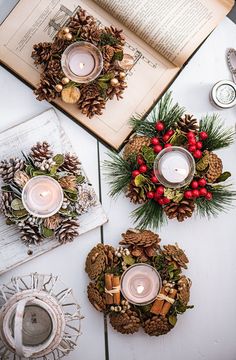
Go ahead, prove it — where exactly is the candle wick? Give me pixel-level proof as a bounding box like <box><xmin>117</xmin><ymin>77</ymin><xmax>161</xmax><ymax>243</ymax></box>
<box><xmin>79</xmin><ymin>62</ymin><xmax>85</xmax><ymax>69</ymax></box>
<box><xmin>137</xmin><ymin>285</ymin><xmax>144</xmax><ymax>294</ymax></box>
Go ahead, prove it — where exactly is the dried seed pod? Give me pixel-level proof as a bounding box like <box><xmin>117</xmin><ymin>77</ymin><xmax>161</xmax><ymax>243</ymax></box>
<box><xmin>61</xmin><ymin>86</ymin><xmax>81</xmax><ymax>104</ymax></box>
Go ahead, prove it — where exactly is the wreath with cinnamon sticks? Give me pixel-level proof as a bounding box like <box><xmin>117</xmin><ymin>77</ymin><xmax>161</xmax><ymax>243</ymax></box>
<box><xmin>85</xmin><ymin>229</ymin><xmax>193</xmax><ymax>336</ymax></box>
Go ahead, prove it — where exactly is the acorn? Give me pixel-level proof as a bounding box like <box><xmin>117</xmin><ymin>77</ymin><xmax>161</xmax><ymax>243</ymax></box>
<box><xmin>55</xmin><ymin>84</ymin><xmax>63</xmax><ymax>92</ymax></box>
<box><xmin>61</xmin><ymin>77</ymin><xmax>70</xmax><ymax>85</ymax></box>
<box><xmin>110</xmin><ymin>78</ymin><xmax>119</xmax><ymax>87</ymax></box>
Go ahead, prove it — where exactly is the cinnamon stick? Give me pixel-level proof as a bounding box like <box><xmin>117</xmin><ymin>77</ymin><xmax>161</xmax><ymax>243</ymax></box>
<box><xmin>160</xmin><ymin>289</ymin><xmax>177</xmax><ymax>317</ymax></box>
<box><xmin>112</xmin><ymin>276</ymin><xmax>120</xmax><ymax>305</ymax></box>
<box><xmin>105</xmin><ymin>273</ymin><xmax>113</xmax><ymax>304</ymax></box>
<box><xmin>150</xmin><ymin>286</ymin><xmax>167</xmax><ymax>315</ymax></box>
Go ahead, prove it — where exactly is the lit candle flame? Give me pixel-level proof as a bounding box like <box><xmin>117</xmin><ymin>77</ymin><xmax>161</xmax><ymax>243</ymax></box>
<box><xmin>79</xmin><ymin>62</ymin><xmax>85</xmax><ymax>69</ymax></box>
<box><xmin>174</xmin><ymin>168</ymin><xmax>187</xmax><ymax>176</ymax></box>
<box><xmin>137</xmin><ymin>285</ymin><xmax>144</xmax><ymax>294</ymax></box>
<box><xmin>39</xmin><ymin>191</ymin><xmax>50</xmax><ymax>198</ymax></box>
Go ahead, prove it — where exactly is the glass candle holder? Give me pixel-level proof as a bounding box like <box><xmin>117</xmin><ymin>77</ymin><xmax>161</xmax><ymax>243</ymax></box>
<box><xmin>22</xmin><ymin>176</ymin><xmax>64</xmax><ymax>218</ymax></box>
<box><xmin>153</xmin><ymin>146</ymin><xmax>195</xmax><ymax>189</ymax></box>
<box><xmin>61</xmin><ymin>41</ymin><xmax>103</xmax><ymax>83</ymax></box>
<box><xmin>120</xmin><ymin>263</ymin><xmax>162</xmax><ymax>306</ymax></box>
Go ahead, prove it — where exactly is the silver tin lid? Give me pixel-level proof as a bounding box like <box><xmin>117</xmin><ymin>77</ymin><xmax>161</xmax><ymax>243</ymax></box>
<box><xmin>210</xmin><ymin>80</ymin><xmax>236</xmax><ymax>109</ymax></box>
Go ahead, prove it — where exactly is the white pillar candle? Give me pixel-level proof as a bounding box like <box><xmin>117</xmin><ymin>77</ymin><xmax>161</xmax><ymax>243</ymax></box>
<box><xmin>22</xmin><ymin>176</ymin><xmax>64</xmax><ymax>218</ymax></box>
<box><xmin>121</xmin><ymin>264</ymin><xmax>161</xmax><ymax>305</ymax></box>
<box><xmin>154</xmin><ymin>146</ymin><xmax>195</xmax><ymax>188</ymax></box>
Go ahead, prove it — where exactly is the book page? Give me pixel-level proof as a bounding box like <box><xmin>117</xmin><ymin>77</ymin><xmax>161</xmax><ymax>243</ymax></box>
<box><xmin>0</xmin><ymin>0</ymin><xmax>179</xmax><ymax>150</ymax></box>
<box><xmin>94</xmin><ymin>0</ymin><xmax>234</xmax><ymax>66</ymax></box>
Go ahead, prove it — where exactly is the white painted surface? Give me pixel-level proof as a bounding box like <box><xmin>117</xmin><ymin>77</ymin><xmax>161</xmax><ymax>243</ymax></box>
<box><xmin>0</xmin><ymin>0</ymin><xmax>236</xmax><ymax>359</ymax></box>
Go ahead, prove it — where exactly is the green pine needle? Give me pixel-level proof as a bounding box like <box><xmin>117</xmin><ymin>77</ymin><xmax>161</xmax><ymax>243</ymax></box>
<box><xmin>103</xmin><ymin>152</ymin><xmax>133</xmax><ymax>197</ymax></box>
<box><xmin>132</xmin><ymin>200</ymin><xmax>167</xmax><ymax>229</ymax></box>
<box><xmin>130</xmin><ymin>92</ymin><xmax>185</xmax><ymax>137</ymax></box>
<box><xmin>199</xmin><ymin>114</ymin><xmax>235</xmax><ymax>151</ymax></box>
<box><xmin>195</xmin><ymin>185</ymin><xmax>236</xmax><ymax>218</ymax></box>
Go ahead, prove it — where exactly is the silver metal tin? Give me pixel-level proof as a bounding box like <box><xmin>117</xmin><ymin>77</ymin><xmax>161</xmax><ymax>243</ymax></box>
<box><xmin>210</xmin><ymin>80</ymin><xmax>236</xmax><ymax>109</ymax></box>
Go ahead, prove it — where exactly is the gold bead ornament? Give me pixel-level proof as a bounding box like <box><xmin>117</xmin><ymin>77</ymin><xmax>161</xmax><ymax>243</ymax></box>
<box><xmin>65</xmin><ymin>33</ymin><xmax>73</xmax><ymax>41</ymax></box>
<box><xmin>110</xmin><ymin>78</ymin><xmax>119</xmax><ymax>87</ymax></box>
<box><xmin>119</xmin><ymin>71</ymin><xmax>126</xmax><ymax>80</ymax></box>
<box><xmin>55</xmin><ymin>84</ymin><xmax>63</xmax><ymax>92</ymax></box>
<box><xmin>62</xmin><ymin>27</ymin><xmax>70</xmax><ymax>34</ymax></box>
<box><xmin>61</xmin><ymin>77</ymin><xmax>70</xmax><ymax>85</ymax></box>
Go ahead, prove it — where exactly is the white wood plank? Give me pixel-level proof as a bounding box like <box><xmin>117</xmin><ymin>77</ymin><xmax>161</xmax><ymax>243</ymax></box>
<box><xmin>100</xmin><ymin>18</ymin><xmax>236</xmax><ymax>360</ymax></box>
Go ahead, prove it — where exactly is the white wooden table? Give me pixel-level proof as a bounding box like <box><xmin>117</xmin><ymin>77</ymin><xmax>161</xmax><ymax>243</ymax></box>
<box><xmin>1</xmin><ymin>2</ymin><xmax>236</xmax><ymax>360</ymax></box>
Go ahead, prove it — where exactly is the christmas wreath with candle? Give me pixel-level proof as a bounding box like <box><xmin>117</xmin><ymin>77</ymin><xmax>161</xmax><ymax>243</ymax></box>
<box><xmin>32</xmin><ymin>8</ymin><xmax>132</xmax><ymax>118</ymax></box>
<box><xmin>104</xmin><ymin>92</ymin><xmax>236</xmax><ymax>229</ymax></box>
<box><xmin>85</xmin><ymin>229</ymin><xmax>193</xmax><ymax>336</ymax></box>
<box><xmin>0</xmin><ymin>142</ymin><xmax>97</xmax><ymax>246</ymax></box>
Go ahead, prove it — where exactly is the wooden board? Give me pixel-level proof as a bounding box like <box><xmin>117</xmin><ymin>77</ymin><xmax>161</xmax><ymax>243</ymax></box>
<box><xmin>0</xmin><ymin>109</ymin><xmax>108</xmax><ymax>274</ymax></box>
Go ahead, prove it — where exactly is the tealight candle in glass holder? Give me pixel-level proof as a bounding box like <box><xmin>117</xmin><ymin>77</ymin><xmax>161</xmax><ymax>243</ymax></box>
<box><xmin>154</xmin><ymin>146</ymin><xmax>195</xmax><ymax>189</ymax></box>
<box><xmin>120</xmin><ymin>264</ymin><xmax>162</xmax><ymax>306</ymax></box>
<box><xmin>61</xmin><ymin>41</ymin><xmax>103</xmax><ymax>83</ymax></box>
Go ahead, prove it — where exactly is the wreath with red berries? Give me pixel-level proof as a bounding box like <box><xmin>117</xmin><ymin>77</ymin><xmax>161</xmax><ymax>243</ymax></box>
<box><xmin>104</xmin><ymin>92</ymin><xmax>236</xmax><ymax>228</ymax></box>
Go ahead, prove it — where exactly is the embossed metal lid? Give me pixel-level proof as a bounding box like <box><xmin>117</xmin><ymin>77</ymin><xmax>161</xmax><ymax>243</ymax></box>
<box><xmin>210</xmin><ymin>80</ymin><xmax>236</xmax><ymax>109</ymax></box>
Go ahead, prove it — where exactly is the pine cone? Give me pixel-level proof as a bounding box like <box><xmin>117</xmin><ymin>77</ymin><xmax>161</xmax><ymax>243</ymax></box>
<box><xmin>0</xmin><ymin>158</ymin><xmax>25</xmax><ymax>183</ymax></box>
<box><xmin>104</xmin><ymin>26</ymin><xmax>125</xmax><ymax>47</ymax></box>
<box><xmin>120</xmin><ymin>229</ymin><xmax>160</xmax><ymax>248</ymax></box>
<box><xmin>87</xmin><ymin>282</ymin><xmax>106</xmax><ymax>312</ymax></box>
<box><xmin>109</xmin><ymin>309</ymin><xmax>140</xmax><ymax>334</ymax></box>
<box><xmin>0</xmin><ymin>191</ymin><xmax>14</xmax><ymax>217</ymax></box>
<box><xmin>75</xmin><ymin>185</ymin><xmax>97</xmax><ymax>215</ymax></box>
<box><xmin>123</xmin><ymin>136</ymin><xmax>150</xmax><ymax>160</ymax></box>
<box><xmin>18</xmin><ymin>221</ymin><xmax>43</xmax><ymax>246</ymax></box>
<box><xmin>55</xmin><ymin>219</ymin><xmax>79</xmax><ymax>244</ymax></box>
<box><xmin>14</xmin><ymin>170</ymin><xmax>30</xmax><ymax>188</ymax></box>
<box><xmin>102</xmin><ymin>45</ymin><xmax>115</xmax><ymax>71</ymax></box>
<box><xmin>78</xmin><ymin>83</ymin><xmax>106</xmax><ymax>118</ymax></box>
<box><xmin>164</xmin><ymin>199</ymin><xmax>195</xmax><ymax>222</ymax></box>
<box><xmin>125</xmin><ymin>182</ymin><xmax>147</xmax><ymax>204</ymax></box>
<box><xmin>177</xmin><ymin>276</ymin><xmax>192</xmax><ymax>306</ymax></box>
<box><xmin>60</xmin><ymin>153</ymin><xmax>81</xmax><ymax>174</ymax></box>
<box><xmin>30</xmin><ymin>142</ymin><xmax>53</xmax><ymax>162</ymax></box>
<box><xmin>103</xmin><ymin>244</ymin><xmax>118</xmax><ymax>268</ymax></box>
<box><xmin>106</xmin><ymin>79</ymin><xmax>127</xmax><ymax>100</ymax></box>
<box><xmin>43</xmin><ymin>214</ymin><xmax>61</xmax><ymax>230</ymax></box>
<box><xmin>80</xmin><ymin>24</ymin><xmax>102</xmax><ymax>43</ymax></box>
<box><xmin>206</xmin><ymin>152</ymin><xmax>223</xmax><ymax>183</ymax></box>
<box><xmin>163</xmin><ymin>244</ymin><xmax>189</xmax><ymax>269</ymax></box>
<box><xmin>143</xmin><ymin>315</ymin><xmax>173</xmax><ymax>336</ymax></box>
<box><xmin>32</xmin><ymin>42</ymin><xmax>53</xmax><ymax>65</ymax></box>
<box><xmin>176</xmin><ymin>114</ymin><xmax>199</xmax><ymax>134</ymax></box>
<box><xmin>85</xmin><ymin>244</ymin><xmax>106</xmax><ymax>280</ymax></box>
<box><xmin>59</xmin><ymin>175</ymin><xmax>77</xmax><ymax>191</ymax></box>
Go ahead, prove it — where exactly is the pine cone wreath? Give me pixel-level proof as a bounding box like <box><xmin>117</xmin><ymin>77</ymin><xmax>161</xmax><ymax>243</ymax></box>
<box><xmin>163</xmin><ymin>244</ymin><xmax>189</xmax><ymax>269</ymax></box>
<box><xmin>123</xmin><ymin>136</ymin><xmax>150</xmax><ymax>160</ymax></box>
<box><xmin>206</xmin><ymin>152</ymin><xmax>223</xmax><ymax>183</ymax></box>
<box><xmin>177</xmin><ymin>276</ymin><xmax>192</xmax><ymax>306</ymax></box>
<box><xmin>87</xmin><ymin>282</ymin><xmax>106</xmax><ymax>312</ymax></box>
<box><xmin>60</xmin><ymin>153</ymin><xmax>81</xmax><ymax>174</ymax></box>
<box><xmin>59</xmin><ymin>175</ymin><xmax>77</xmax><ymax>191</ymax></box>
<box><xmin>43</xmin><ymin>214</ymin><xmax>61</xmax><ymax>230</ymax></box>
<box><xmin>75</xmin><ymin>185</ymin><xmax>97</xmax><ymax>215</ymax></box>
<box><xmin>109</xmin><ymin>309</ymin><xmax>140</xmax><ymax>334</ymax></box>
<box><xmin>0</xmin><ymin>158</ymin><xmax>25</xmax><ymax>183</ymax></box>
<box><xmin>125</xmin><ymin>182</ymin><xmax>147</xmax><ymax>204</ymax></box>
<box><xmin>85</xmin><ymin>244</ymin><xmax>106</xmax><ymax>280</ymax></box>
<box><xmin>120</xmin><ymin>229</ymin><xmax>160</xmax><ymax>248</ymax></box>
<box><xmin>18</xmin><ymin>221</ymin><xmax>43</xmax><ymax>246</ymax></box>
<box><xmin>143</xmin><ymin>315</ymin><xmax>172</xmax><ymax>336</ymax></box>
<box><xmin>164</xmin><ymin>199</ymin><xmax>195</xmax><ymax>222</ymax></box>
<box><xmin>14</xmin><ymin>170</ymin><xmax>30</xmax><ymax>188</ymax></box>
<box><xmin>0</xmin><ymin>191</ymin><xmax>14</xmax><ymax>217</ymax></box>
<box><xmin>30</xmin><ymin>142</ymin><xmax>53</xmax><ymax>162</ymax></box>
<box><xmin>78</xmin><ymin>83</ymin><xmax>106</xmax><ymax>118</ymax></box>
<box><xmin>176</xmin><ymin>114</ymin><xmax>199</xmax><ymax>134</ymax></box>
<box><xmin>55</xmin><ymin>219</ymin><xmax>79</xmax><ymax>244</ymax></box>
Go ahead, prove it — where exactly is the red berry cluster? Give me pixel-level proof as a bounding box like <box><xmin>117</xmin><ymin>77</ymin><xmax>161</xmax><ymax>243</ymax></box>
<box><xmin>146</xmin><ymin>186</ymin><xmax>170</xmax><ymax>205</ymax></box>
<box><xmin>187</xmin><ymin>131</ymin><xmax>208</xmax><ymax>159</ymax></box>
<box><xmin>132</xmin><ymin>155</ymin><xmax>148</xmax><ymax>177</ymax></box>
<box><xmin>184</xmin><ymin>178</ymin><xmax>212</xmax><ymax>200</ymax></box>
<box><xmin>150</xmin><ymin>121</ymin><xmax>174</xmax><ymax>153</ymax></box>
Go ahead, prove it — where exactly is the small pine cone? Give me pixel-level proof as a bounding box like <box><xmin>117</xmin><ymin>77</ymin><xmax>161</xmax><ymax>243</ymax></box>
<box><xmin>125</xmin><ymin>182</ymin><xmax>147</xmax><ymax>204</ymax></box>
<box><xmin>107</xmin><ymin>79</ymin><xmax>127</xmax><ymax>100</ymax></box>
<box><xmin>32</xmin><ymin>42</ymin><xmax>53</xmax><ymax>65</ymax></box>
<box><xmin>30</xmin><ymin>142</ymin><xmax>53</xmax><ymax>162</ymax></box>
<box><xmin>176</xmin><ymin>114</ymin><xmax>199</xmax><ymax>134</ymax></box>
<box><xmin>59</xmin><ymin>175</ymin><xmax>77</xmax><ymax>191</ymax></box>
<box><xmin>163</xmin><ymin>244</ymin><xmax>189</xmax><ymax>269</ymax></box>
<box><xmin>164</xmin><ymin>199</ymin><xmax>195</xmax><ymax>222</ymax></box>
<box><xmin>34</xmin><ymin>158</ymin><xmax>56</xmax><ymax>171</ymax></box>
<box><xmin>85</xmin><ymin>244</ymin><xmax>106</xmax><ymax>280</ymax></box>
<box><xmin>27</xmin><ymin>216</ymin><xmax>43</xmax><ymax>227</ymax></box>
<box><xmin>87</xmin><ymin>282</ymin><xmax>106</xmax><ymax>312</ymax></box>
<box><xmin>0</xmin><ymin>158</ymin><xmax>25</xmax><ymax>183</ymax></box>
<box><xmin>80</xmin><ymin>24</ymin><xmax>102</xmax><ymax>43</ymax></box>
<box><xmin>78</xmin><ymin>84</ymin><xmax>106</xmax><ymax>118</ymax></box>
<box><xmin>55</xmin><ymin>219</ymin><xmax>79</xmax><ymax>244</ymax></box>
<box><xmin>0</xmin><ymin>191</ymin><xmax>14</xmax><ymax>217</ymax></box>
<box><xmin>75</xmin><ymin>185</ymin><xmax>97</xmax><ymax>215</ymax></box>
<box><xmin>109</xmin><ymin>309</ymin><xmax>140</xmax><ymax>334</ymax></box>
<box><xmin>104</xmin><ymin>26</ymin><xmax>125</xmax><ymax>46</ymax></box>
<box><xmin>143</xmin><ymin>315</ymin><xmax>173</xmax><ymax>336</ymax></box>
<box><xmin>123</xmin><ymin>136</ymin><xmax>150</xmax><ymax>160</ymax></box>
<box><xmin>206</xmin><ymin>152</ymin><xmax>223</xmax><ymax>183</ymax></box>
<box><xmin>44</xmin><ymin>214</ymin><xmax>61</xmax><ymax>230</ymax></box>
<box><xmin>18</xmin><ymin>221</ymin><xmax>43</xmax><ymax>246</ymax></box>
<box><xmin>102</xmin><ymin>45</ymin><xmax>115</xmax><ymax>71</ymax></box>
<box><xmin>60</xmin><ymin>153</ymin><xmax>81</xmax><ymax>174</ymax></box>
<box><xmin>120</xmin><ymin>229</ymin><xmax>161</xmax><ymax>248</ymax></box>
<box><xmin>103</xmin><ymin>244</ymin><xmax>118</xmax><ymax>267</ymax></box>
<box><xmin>14</xmin><ymin>170</ymin><xmax>30</xmax><ymax>188</ymax></box>
<box><xmin>177</xmin><ymin>275</ymin><xmax>192</xmax><ymax>306</ymax></box>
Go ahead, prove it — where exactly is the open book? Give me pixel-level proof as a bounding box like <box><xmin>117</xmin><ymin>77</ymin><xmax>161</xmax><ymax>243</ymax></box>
<box><xmin>0</xmin><ymin>0</ymin><xmax>233</xmax><ymax>150</ymax></box>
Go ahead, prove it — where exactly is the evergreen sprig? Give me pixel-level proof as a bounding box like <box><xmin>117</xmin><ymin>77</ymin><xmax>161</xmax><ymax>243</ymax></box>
<box><xmin>195</xmin><ymin>185</ymin><xmax>236</xmax><ymax>218</ymax></box>
<box><xmin>199</xmin><ymin>114</ymin><xmax>235</xmax><ymax>151</ymax></box>
<box><xmin>130</xmin><ymin>92</ymin><xmax>185</xmax><ymax>137</ymax></box>
<box><xmin>103</xmin><ymin>152</ymin><xmax>133</xmax><ymax>197</ymax></box>
<box><xmin>132</xmin><ymin>200</ymin><xmax>167</xmax><ymax>229</ymax></box>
